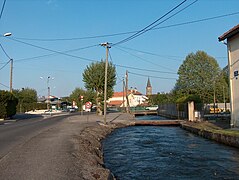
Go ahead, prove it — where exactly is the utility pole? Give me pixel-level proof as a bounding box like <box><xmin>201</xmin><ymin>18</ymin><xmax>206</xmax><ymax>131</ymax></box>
<box><xmin>122</xmin><ymin>78</ymin><xmax>125</xmax><ymax>111</ymax></box>
<box><xmin>10</xmin><ymin>59</ymin><xmax>13</xmax><ymax>93</ymax></box>
<box><xmin>125</xmin><ymin>70</ymin><xmax>130</xmax><ymax>113</ymax></box>
<box><xmin>47</xmin><ymin>76</ymin><xmax>50</xmax><ymax>111</ymax></box>
<box><xmin>101</xmin><ymin>42</ymin><xmax>111</xmax><ymax>124</ymax></box>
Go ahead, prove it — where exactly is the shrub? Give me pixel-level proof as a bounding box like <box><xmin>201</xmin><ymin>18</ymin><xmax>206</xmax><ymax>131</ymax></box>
<box><xmin>0</xmin><ymin>90</ymin><xmax>18</xmax><ymax>119</ymax></box>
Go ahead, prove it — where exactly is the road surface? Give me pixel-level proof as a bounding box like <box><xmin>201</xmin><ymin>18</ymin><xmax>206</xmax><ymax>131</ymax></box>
<box><xmin>0</xmin><ymin>112</ymin><xmax>98</xmax><ymax>179</ymax></box>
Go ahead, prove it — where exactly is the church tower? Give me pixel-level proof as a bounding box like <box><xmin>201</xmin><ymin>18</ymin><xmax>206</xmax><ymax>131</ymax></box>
<box><xmin>146</xmin><ymin>78</ymin><xmax>152</xmax><ymax>96</ymax></box>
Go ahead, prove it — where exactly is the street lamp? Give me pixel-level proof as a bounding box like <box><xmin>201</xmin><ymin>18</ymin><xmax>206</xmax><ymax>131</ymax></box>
<box><xmin>40</xmin><ymin>76</ymin><xmax>54</xmax><ymax>110</ymax></box>
<box><xmin>3</xmin><ymin>32</ymin><xmax>13</xmax><ymax>92</ymax></box>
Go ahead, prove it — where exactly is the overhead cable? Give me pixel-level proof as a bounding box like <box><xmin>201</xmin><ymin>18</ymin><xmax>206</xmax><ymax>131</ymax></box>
<box><xmin>0</xmin><ymin>82</ymin><xmax>9</xmax><ymax>88</ymax></box>
<box><xmin>114</xmin><ymin>46</ymin><xmax>176</xmax><ymax>71</ymax></box>
<box><xmin>128</xmin><ymin>71</ymin><xmax>177</xmax><ymax>80</ymax></box>
<box><xmin>14</xmin><ymin>44</ymin><xmax>99</xmax><ymax>62</ymax></box>
<box><xmin>112</xmin><ymin>0</ymin><xmax>190</xmax><ymax>46</ymax></box>
<box><xmin>0</xmin><ymin>0</ymin><xmax>7</xmax><ymax>20</ymax></box>
<box><xmin>0</xmin><ymin>59</ymin><xmax>10</xmax><ymax>71</ymax></box>
<box><xmin>7</xmin><ymin>37</ymin><xmax>97</xmax><ymax>63</ymax></box>
<box><xmin>6</xmin><ymin>11</ymin><xmax>239</xmax><ymax>42</ymax></box>
<box><xmin>0</xmin><ymin>43</ymin><xmax>11</xmax><ymax>59</ymax></box>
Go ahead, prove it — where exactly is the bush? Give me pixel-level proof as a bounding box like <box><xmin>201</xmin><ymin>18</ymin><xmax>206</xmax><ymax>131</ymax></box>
<box><xmin>0</xmin><ymin>90</ymin><xmax>18</xmax><ymax>119</ymax></box>
<box><xmin>17</xmin><ymin>102</ymin><xmax>47</xmax><ymax>113</ymax></box>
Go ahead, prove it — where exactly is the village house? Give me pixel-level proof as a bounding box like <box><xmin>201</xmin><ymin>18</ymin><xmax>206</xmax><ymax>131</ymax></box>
<box><xmin>219</xmin><ymin>24</ymin><xmax>239</xmax><ymax>127</ymax></box>
<box><xmin>108</xmin><ymin>89</ymin><xmax>148</xmax><ymax>108</ymax></box>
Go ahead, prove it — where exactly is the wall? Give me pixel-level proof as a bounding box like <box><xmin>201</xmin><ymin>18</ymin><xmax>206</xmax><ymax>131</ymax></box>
<box><xmin>228</xmin><ymin>33</ymin><xmax>239</xmax><ymax>127</ymax></box>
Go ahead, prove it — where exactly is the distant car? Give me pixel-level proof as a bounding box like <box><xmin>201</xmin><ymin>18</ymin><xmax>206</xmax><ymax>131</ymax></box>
<box><xmin>69</xmin><ymin>108</ymin><xmax>76</xmax><ymax>112</ymax></box>
<box><xmin>145</xmin><ymin>106</ymin><xmax>158</xmax><ymax>111</ymax></box>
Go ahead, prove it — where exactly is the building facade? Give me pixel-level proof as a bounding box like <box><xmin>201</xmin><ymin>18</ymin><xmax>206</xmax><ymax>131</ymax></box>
<box><xmin>219</xmin><ymin>24</ymin><xmax>239</xmax><ymax>127</ymax></box>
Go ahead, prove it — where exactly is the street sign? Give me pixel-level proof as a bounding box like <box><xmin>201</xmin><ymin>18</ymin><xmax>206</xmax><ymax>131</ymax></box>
<box><xmin>85</xmin><ymin>102</ymin><xmax>91</xmax><ymax>109</ymax></box>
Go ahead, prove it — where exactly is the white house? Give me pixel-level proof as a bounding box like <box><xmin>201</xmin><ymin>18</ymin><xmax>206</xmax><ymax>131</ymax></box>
<box><xmin>108</xmin><ymin>89</ymin><xmax>148</xmax><ymax>107</ymax></box>
<box><xmin>219</xmin><ymin>24</ymin><xmax>239</xmax><ymax>127</ymax></box>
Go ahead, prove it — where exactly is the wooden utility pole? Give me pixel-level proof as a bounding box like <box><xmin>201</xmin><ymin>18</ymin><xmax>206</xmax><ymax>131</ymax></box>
<box><xmin>101</xmin><ymin>42</ymin><xmax>111</xmax><ymax>124</ymax></box>
<box><xmin>10</xmin><ymin>59</ymin><xmax>13</xmax><ymax>93</ymax></box>
<box><xmin>125</xmin><ymin>70</ymin><xmax>130</xmax><ymax>113</ymax></box>
<box><xmin>122</xmin><ymin>79</ymin><xmax>125</xmax><ymax>111</ymax></box>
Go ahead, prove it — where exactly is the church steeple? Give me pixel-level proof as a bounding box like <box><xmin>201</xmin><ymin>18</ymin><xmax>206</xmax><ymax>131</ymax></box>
<box><xmin>146</xmin><ymin>78</ymin><xmax>152</xmax><ymax>96</ymax></box>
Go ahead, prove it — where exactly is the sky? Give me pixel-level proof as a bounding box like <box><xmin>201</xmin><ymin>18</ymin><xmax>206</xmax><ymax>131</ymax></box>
<box><xmin>0</xmin><ymin>0</ymin><xmax>238</xmax><ymax>97</ymax></box>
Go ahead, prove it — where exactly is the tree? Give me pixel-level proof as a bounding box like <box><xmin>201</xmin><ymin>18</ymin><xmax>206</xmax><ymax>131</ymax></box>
<box><xmin>82</xmin><ymin>60</ymin><xmax>116</xmax><ymax>115</ymax></box>
<box><xmin>148</xmin><ymin>92</ymin><xmax>176</xmax><ymax>105</ymax></box>
<box><xmin>12</xmin><ymin>88</ymin><xmax>38</xmax><ymax>113</ymax></box>
<box><xmin>68</xmin><ymin>88</ymin><xmax>96</xmax><ymax>110</ymax></box>
<box><xmin>0</xmin><ymin>90</ymin><xmax>18</xmax><ymax>118</ymax></box>
<box><xmin>13</xmin><ymin>88</ymin><xmax>37</xmax><ymax>103</ymax></box>
<box><xmin>175</xmin><ymin>51</ymin><xmax>229</xmax><ymax>103</ymax></box>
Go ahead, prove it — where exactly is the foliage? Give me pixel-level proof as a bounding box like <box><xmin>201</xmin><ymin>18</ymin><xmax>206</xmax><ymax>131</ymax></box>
<box><xmin>16</xmin><ymin>102</ymin><xmax>47</xmax><ymax>113</ymax></box>
<box><xmin>0</xmin><ymin>90</ymin><xmax>18</xmax><ymax>118</ymax></box>
<box><xmin>174</xmin><ymin>51</ymin><xmax>229</xmax><ymax>103</ymax></box>
<box><xmin>82</xmin><ymin>60</ymin><xmax>116</xmax><ymax>115</ymax></box>
<box><xmin>68</xmin><ymin>88</ymin><xmax>96</xmax><ymax>110</ymax></box>
<box><xmin>13</xmin><ymin>88</ymin><xmax>37</xmax><ymax>103</ymax></box>
<box><xmin>148</xmin><ymin>92</ymin><xmax>176</xmax><ymax>105</ymax></box>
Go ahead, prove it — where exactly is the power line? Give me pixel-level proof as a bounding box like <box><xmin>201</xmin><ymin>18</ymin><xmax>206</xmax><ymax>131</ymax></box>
<box><xmin>115</xmin><ymin>63</ymin><xmax>177</xmax><ymax>75</ymax></box>
<box><xmin>117</xmin><ymin>45</ymin><xmax>184</xmax><ymax>61</ymax></box>
<box><xmin>0</xmin><ymin>59</ymin><xmax>10</xmax><ymax>71</ymax></box>
<box><xmin>14</xmin><ymin>44</ymin><xmax>99</xmax><ymax>62</ymax></box>
<box><xmin>112</xmin><ymin>0</ymin><xmax>190</xmax><ymax>46</ymax></box>
<box><xmin>128</xmin><ymin>71</ymin><xmax>177</xmax><ymax>80</ymax></box>
<box><xmin>114</xmin><ymin>46</ymin><xmax>176</xmax><ymax>72</ymax></box>
<box><xmin>0</xmin><ymin>43</ymin><xmax>11</xmax><ymax>59</ymax></box>
<box><xmin>5</xmin><ymin>11</ymin><xmax>239</xmax><ymax>42</ymax></box>
<box><xmin>0</xmin><ymin>82</ymin><xmax>9</xmax><ymax>88</ymax></box>
<box><xmin>108</xmin><ymin>49</ymin><xmax>123</xmax><ymax>82</ymax></box>
<box><xmin>0</xmin><ymin>0</ymin><xmax>7</xmax><ymax>20</ymax></box>
<box><xmin>4</xmin><ymin>36</ymin><xmax>177</xmax><ymax>75</ymax></box>
<box><xmin>6</xmin><ymin>37</ymin><xmax>98</xmax><ymax>63</ymax></box>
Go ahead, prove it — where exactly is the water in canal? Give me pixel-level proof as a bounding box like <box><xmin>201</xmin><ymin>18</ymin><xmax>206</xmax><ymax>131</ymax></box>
<box><xmin>103</xmin><ymin>116</ymin><xmax>239</xmax><ymax>179</ymax></box>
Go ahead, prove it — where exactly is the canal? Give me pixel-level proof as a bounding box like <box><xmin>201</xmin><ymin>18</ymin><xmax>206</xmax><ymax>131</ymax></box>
<box><xmin>103</xmin><ymin>116</ymin><xmax>239</xmax><ymax>179</ymax></box>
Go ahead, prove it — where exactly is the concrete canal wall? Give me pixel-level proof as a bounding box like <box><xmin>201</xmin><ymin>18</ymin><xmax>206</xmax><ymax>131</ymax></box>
<box><xmin>181</xmin><ymin>123</ymin><xmax>239</xmax><ymax>148</ymax></box>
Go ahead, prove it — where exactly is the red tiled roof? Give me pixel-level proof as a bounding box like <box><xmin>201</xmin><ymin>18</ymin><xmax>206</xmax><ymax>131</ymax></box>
<box><xmin>218</xmin><ymin>24</ymin><xmax>239</xmax><ymax>41</ymax></box>
<box><xmin>108</xmin><ymin>100</ymin><xmax>123</xmax><ymax>106</ymax></box>
<box><xmin>112</xmin><ymin>90</ymin><xmax>143</xmax><ymax>97</ymax></box>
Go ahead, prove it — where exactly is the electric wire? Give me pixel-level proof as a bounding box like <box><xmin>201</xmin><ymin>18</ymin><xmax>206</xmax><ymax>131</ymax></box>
<box><xmin>114</xmin><ymin>46</ymin><xmax>176</xmax><ymax>72</ymax></box>
<box><xmin>112</xmin><ymin>0</ymin><xmax>189</xmax><ymax>46</ymax></box>
<box><xmin>0</xmin><ymin>0</ymin><xmax>6</xmax><ymax>20</ymax></box>
<box><xmin>0</xmin><ymin>43</ymin><xmax>11</xmax><ymax>59</ymax></box>
<box><xmin>114</xmin><ymin>63</ymin><xmax>177</xmax><ymax>75</ymax></box>
<box><xmin>108</xmin><ymin>49</ymin><xmax>123</xmax><ymax>82</ymax></box>
<box><xmin>5</xmin><ymin>36</ymin><xmax>177</xmax><ymax>75</ymax></box>
<box><xmin>14</xmin><ymin>44</ymin><xmax>99</xmax><ymax>62</ymax></box>
<box><xmin>117</xmin><ymin>45</ymin><xmax>183</xmax><ymax>61</ymax></box>
<box><xmin>0</xmin><ymin>82</ymin><xmax>9</xmax><ymax>88</ymax></box>
<box><xmin>7</xmin><ymin>11</ymin><xmax>239</xmax><ymax>42</ymax></box>
<box><xmin>6</xmin><ymin>37</ymin><xmax>98</xmax><ymax>63</ymax></box>
<box><xmin>128</xmin><ymin>71</ymin><xmax>177</xmax><ymax>80</ymax></box>
<box><xmin>0</xmin><ymin>59</ymin><xmax>10</xmax><ymax>71</ymax></box>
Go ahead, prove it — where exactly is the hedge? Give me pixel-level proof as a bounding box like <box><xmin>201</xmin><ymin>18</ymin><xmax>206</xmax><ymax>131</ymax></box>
<box><xmin>0</xmin><ymin>90</ymin><xmax>18</xmax><ymax>119</ymax></box>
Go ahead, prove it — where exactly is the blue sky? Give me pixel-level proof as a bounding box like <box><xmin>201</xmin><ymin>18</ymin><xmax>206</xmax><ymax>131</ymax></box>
<box><xmin>0</xmin><ymin>0</ymin><xmax>238</xmax><ymax>97</ymax></box>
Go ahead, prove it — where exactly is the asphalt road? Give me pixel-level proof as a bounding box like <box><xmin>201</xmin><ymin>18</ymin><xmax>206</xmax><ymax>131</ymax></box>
<box><xmin>0</xmin><ymin>112</ymin><xmax>97</xmax><ymax>180</ymax></box>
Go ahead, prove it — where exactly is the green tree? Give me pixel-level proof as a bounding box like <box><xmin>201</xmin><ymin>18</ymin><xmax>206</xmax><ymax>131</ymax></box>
<box><xmin>13</xmin><ymin>88</ymin><xmax>38</xmax><ymax>113</ymax></box>
<box><xmin>0</xmin><ymin>90</ymin><xmax>18</xmax><ymax>118</ymax></box>
<box><xmin>13</xmin><ymin>88</ymin><xmax>37</xmax><ymax>103</ymax></box>
<box><xmin>69</xmin><ymin>88</ymin><xmax>96</xmax><ymax>110</ymax></box>
<box><xmin>148</xmin><ymin>92</ymin><xmax>176</xmax><ymax>105</ymax></box>
<box><xmin>175</xmin><ymin>51</ymin><xmax>229</xmax><ymax>103</ymax></box>
<box><xmin>82</xmin><ymin>60</ymin><xmax>116</xmax><ymax>115</ymax></box>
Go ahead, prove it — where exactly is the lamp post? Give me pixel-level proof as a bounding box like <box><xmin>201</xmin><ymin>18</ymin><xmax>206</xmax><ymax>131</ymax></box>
<box><xmin>3</xmin><ymin>32</ymin><xmax>13</xmax><ymax>92</ymax></box>
<box><xmin>40</xmin><ymin>76</ymin><xmax>54</xmax><ymax>111</ymax></box>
